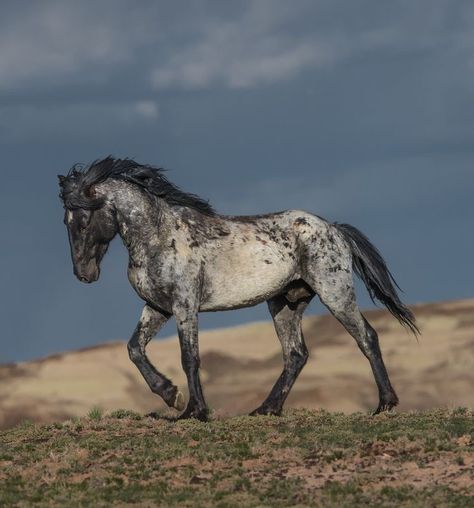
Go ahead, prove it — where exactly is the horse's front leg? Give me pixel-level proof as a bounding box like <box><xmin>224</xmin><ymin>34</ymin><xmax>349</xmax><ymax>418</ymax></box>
<box><xmin>127</xmin><ymin>305</ymin><xmax>185</xmax><ymax>411</ymax></box>
<box><xmin>173</xmin><ymin>304</ymin><xmax>209</xmax><ymax>421</ymax></box>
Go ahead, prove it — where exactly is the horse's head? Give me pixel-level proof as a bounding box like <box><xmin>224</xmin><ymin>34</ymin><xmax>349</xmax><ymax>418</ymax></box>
<box><xmin>58</xmin><ymin>168</ymin><xmax>118</xmax><ymax>283</ymax></box>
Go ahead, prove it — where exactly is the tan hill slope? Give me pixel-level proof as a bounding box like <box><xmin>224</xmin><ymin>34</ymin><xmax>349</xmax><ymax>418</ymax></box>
<box><xmin>0</xmin><ymin>299</ymin><xmax>473</xmax><ymax>428</ymax></box>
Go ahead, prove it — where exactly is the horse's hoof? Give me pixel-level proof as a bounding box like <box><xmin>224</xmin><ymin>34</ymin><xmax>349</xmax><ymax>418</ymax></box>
<box><xmin>373</xmin><ymin>405</ymin><xmax>393</xmax><ymax>415</ymax></box>
<box><xmin>372</xmin><ymin>397</ymin><xmax>399</xmax><ymax>415</ymax></box>
<box><xmin>173</xmin><ymin>391</ymin><xmax>185</xmax><ymax>411</ymax></box>
<box><xmin>249</xmin><ymin>406</ymin><xmax>281</xmax><ymax>417</ymax></box>
<box><xmin>178</xmin><ymin>406</ymin><xmax>209</xmax><ymax>422</ymax></box>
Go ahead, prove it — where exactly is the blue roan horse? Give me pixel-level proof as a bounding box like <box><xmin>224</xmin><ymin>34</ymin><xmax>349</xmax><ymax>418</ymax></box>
<box><xmin>59</xmin><ymin>157</ymin><xmax>418</xmax><ymax>421</ymax></box>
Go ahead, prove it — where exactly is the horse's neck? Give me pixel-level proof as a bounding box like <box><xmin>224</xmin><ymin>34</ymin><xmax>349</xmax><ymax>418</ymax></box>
<box><xmin>111</xmin><ymin>185</ymin><xmax>169</xmax><ymax>260</ymax></box>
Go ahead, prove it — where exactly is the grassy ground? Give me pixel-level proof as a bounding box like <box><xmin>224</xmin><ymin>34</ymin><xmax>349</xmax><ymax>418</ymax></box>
<box><xmin>0</xmin><ymin>409</ymin><xmax>472</xmax><ymax>507</ymax></box>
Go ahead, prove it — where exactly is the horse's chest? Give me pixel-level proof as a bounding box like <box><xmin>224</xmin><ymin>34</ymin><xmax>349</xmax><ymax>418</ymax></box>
<box><xmin>127</xmin><ymin>264</ymin><xmax>172</xmax><ymax>312</ymax></box>
<box><xmin>128</xmin><ymin>265</ymin><xmax>152</xmax><ymax>299</ymax></box>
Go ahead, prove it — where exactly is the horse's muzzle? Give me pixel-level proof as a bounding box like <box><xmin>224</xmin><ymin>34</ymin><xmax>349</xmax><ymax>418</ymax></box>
<box><xmin>74</xmin><ymin>261</ymin><xmax>100</xmax><ymax>284</ymax></box>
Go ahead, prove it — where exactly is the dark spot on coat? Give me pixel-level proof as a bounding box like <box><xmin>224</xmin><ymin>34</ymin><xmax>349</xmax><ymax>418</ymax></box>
<box><xmin>295</xmin><ymin>217</ymin><xmax>309</xmax><ymax>226</ymax></box>
<box><xmin>264</xmin><ymin>259</ymin><xmax>272</xmax><ymax>264</ymax></box>
<box><xmin>228</xmin><ymin>212</ymin><xmax>287</xmax><ymax>224</ymax></box>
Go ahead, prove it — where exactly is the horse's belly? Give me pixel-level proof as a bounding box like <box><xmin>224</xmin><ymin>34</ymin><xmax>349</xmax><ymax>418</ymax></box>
<box><xmin>200</xmin><ymin>257</ymin><xmax>297</xmax><ymax>311</ymax></box>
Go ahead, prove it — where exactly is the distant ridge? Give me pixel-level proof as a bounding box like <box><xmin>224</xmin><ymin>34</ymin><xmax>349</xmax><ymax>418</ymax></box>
<box><xmin>1</xmin><ymin>299</ymin><xmax>473</xmax><ymax>429</ymax></box>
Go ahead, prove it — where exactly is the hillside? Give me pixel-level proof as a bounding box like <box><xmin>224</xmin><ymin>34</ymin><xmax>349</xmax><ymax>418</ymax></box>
<box><xmin>0</xmin><ymin>409</ymin><xmax>472</xmax><ymax>506</ymax></box>
<box><xmin>1</xmin><ymin>299</ymin><xmax>473</xmax><ymax>428</ymax></box>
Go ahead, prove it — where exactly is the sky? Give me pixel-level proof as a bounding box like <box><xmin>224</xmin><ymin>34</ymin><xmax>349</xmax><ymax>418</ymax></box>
<box><xmin>0</xmin><ymin>0</ymin><xmax>473</xmax><ymax>363</ymax></box>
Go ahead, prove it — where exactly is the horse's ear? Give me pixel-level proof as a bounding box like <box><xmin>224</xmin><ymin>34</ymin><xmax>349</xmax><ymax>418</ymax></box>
<box><xmin>57</xmin><ymin>175</ymin><xmax>66</xmax><ymax>185</ymax></box>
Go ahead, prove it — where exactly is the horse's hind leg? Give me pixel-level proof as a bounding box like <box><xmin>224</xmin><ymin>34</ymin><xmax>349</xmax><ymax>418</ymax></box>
<box><xmin>128</xmin><ymin>305</ymin><xmax>184</xmax><ymax>411</ymax></box>
<box><xmin>310</xmin><ymin>272</ymin><xmax>398</xmax><ymax>414</ymax></box>
<box><xmin>250</xmin><ymin>293</ymin><xmax>313</xmax><ymax>416</ymax></box>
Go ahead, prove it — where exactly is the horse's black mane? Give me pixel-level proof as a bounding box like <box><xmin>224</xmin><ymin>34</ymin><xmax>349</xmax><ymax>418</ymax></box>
<box><xmin>59</xmin><ymin>156</ymin><xmax>215</xmax><ymax>215</ymax></box>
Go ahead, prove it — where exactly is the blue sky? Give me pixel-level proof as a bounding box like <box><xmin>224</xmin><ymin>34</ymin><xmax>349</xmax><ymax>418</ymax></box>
<box><xmin>1</xmin><ymin>0</ymin><xmax>473</xmax><ymax>362</ymax></box>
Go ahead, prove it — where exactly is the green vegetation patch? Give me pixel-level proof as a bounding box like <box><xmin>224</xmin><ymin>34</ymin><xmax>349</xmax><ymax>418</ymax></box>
<box><xmin>0</xmin><ymin>409</ymin><xmax>472</xmax><ymax>506</ymax></box>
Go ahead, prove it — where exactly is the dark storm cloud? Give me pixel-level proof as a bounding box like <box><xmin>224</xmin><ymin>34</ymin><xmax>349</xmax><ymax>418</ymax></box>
<box><xmin>0</xmin><ymin>0</ymin><xmax>473</xmax><ymax>362</ymax></box>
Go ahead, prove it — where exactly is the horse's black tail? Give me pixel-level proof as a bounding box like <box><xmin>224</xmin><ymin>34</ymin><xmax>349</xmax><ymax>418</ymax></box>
<box><xmin>333</xmin><ymin>222</ymin><xmax>419</xmax><ymax>335</ymax></box>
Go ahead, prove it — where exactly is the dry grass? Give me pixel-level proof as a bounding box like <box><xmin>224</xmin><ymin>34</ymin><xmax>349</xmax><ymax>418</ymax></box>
<box><xmin>1</xmin><ymin>409</ymin><xmax>473</xmax><ymax>506</ymax></box>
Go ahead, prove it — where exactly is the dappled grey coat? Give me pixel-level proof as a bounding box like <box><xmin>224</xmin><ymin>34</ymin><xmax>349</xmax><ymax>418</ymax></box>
<box><xmin>59</xmin><ymin>157</ymin><xmax>418</xmax><ymax>421</ymax></box>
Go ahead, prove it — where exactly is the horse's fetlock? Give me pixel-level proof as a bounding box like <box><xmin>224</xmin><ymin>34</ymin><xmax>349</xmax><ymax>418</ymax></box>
<box><xmin>162</xmin><ymin>384</ymin><xmax>178</xmax><ymax>405</ymax></box>
<box><xmin>149</xmin><ymin>381</ymin><xmax>162</xmax><ymax>395</ymax></box>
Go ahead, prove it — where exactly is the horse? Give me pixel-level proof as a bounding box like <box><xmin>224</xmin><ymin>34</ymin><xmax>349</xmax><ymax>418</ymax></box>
<box><xmin>58</xmin><ymin>157</ymin><xmax>418</xmax><ymax>421</ymax></box>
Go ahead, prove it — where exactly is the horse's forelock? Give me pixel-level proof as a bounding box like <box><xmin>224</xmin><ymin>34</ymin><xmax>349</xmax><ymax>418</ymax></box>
<box><xmin>59</xmin><ymin>168</ymin><xmax>105</xmax><ymax>210</ymax></box>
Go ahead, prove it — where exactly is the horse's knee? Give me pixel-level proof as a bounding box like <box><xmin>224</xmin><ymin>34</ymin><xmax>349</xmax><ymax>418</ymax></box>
<box><xmin>289</xmin><ymin>345</ymin><xmax>308</xmax><ymax>370</ymax></box>
<box><xmin>127</xmin><ymin>341</ymin><xmax>142</xmax><ymax>364</ymax></box>
<box><xmin>181</xmin><ymin>349</ymin><xmax>200</xmax><ymax>371</ymax></box>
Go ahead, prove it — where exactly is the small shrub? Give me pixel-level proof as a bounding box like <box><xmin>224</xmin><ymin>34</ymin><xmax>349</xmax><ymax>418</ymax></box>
<box><xmin>109</xmin><ymin>409</ymin><xmax>142</xmax><ymax>420</ymax></box>
<box><xmin>87</xmin><ymin>406</ymin><xmax>103</xmax><ymax>421</ymax></box>
<box><xmin>452</xmin><ymin>407</ymin><xmax>469</xmax><ymax>416</ymax></box>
